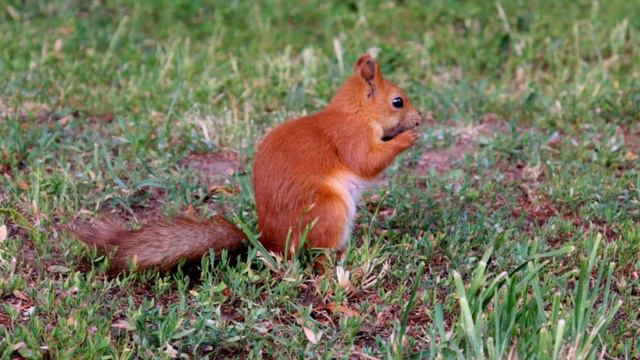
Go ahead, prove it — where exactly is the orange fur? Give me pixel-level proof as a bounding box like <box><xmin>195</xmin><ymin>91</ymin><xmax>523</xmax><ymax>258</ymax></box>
<box><xmin>74</xmin><ymin>54</ymin><xmax>422</xmax><ymax>271</ymax></box>
<box><xmin>74</xmin><ymin>215</ymin><xmax>245</xmax><ymax>272</ymax></box>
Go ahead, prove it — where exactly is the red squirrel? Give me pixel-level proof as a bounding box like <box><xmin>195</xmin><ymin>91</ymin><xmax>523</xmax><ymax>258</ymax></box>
<box><xmin>75</xmin><ymin>54</ymin><xmax>422</xmax><ymax>272</ymax></box>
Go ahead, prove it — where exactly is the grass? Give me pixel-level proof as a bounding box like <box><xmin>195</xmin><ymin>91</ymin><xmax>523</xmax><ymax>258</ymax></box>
<box><xmin>1</xmin><ymin>0</ymin><xmax>639</xmax><ymax>358</ymax></box>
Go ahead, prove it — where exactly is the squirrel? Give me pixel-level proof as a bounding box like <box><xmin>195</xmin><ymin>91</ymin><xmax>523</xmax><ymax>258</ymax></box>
<box><xmin>74</xmin><ymin>54</ymin><xmax>423</xmax><ymax>272</ymax></box>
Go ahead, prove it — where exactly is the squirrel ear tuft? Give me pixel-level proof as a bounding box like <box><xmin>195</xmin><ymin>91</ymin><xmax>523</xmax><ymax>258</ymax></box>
<box><xmin>354</xmin><ymin>54</ymin><xmax>377</xmax><ymax>81</ymax></box>
<box><xmin>354</xmin><ymin>54</ymin><xmax>381</xmax><ymax>97</ymax></box>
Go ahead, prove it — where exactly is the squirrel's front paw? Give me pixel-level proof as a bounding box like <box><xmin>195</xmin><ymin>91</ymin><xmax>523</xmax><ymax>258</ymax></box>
<box><xmin>394</xmin><ymin>129</ymin><xmax>419</xmax><ymax>150</ymax></box>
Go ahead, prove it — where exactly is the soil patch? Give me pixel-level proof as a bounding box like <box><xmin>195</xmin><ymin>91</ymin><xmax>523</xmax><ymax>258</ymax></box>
<box><xmin>623</xmin><ymin>124</ymin><xmax>640</xmax><ymax>159</ymax></box>
<box><xmin>415</xmin><ymin>114</ymin><xmax>510</xmax><ymax>175</ymax></box>
<box><xmin>0</xmin><ymin>99</ymin><xmax>50</xmax><ymax>122</ymax></box>
<box><xmin>178</xmin><ymin>151</ymin><xmax>245</xmax><ymax>187</ymax></box>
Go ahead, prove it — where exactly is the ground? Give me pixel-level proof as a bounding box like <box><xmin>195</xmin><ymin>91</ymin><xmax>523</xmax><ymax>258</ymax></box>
<box><xmin>0</xmin><ymin>1</ymin><xmax>639</xmax><ymax>359</ymax></box>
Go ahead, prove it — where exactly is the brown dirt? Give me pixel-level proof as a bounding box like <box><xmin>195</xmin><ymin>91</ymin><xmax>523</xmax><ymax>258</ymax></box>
<box><xmin>102</xmin><ymin>186</ymin><xmax>168</xmax><ymax>223</ymax></box>
<box><xmin>178</xmin><ymin>151</ymin><xmax>244</xmax><ymax>187</ymax></box>
<box><xmin>76</xmin><ymin>150</ymin><xmax>244</xmax><ymax>225</ymax></box>
<box><xmin>6</xmin><ymin>221</ymin><xmax>40</xmax><ymax>288</ymax></box>
<box><xmin>51</xmin><ymin>152</ymin><xmax>247</xmax><ymax>334</ymax></box>
<box><xmin>415</xmin><ymin>114</ymin><xmax>510</xmax><ymax>175</ymax></box>
<box><xmin>341</xmin><ymin>249</ymin><xmax>453</xmax><ymax>353</ymax></box>
<box><xmin>1</xmin><ymin>290</ymin><xmax>34</xmax><ymax>330</ymax></box>
<box><xmin>104</xmin><ymin>278</ymin><xmax>181</xmax><ymax>308</ymax></box>
<box><xmin>415</xmin><ymin>115</ymin><xmax>615</xmax><ymax>245</ymax></box>
<box><xmin>499</xmin><ymin>162</ymin><xmax>556</xmax><ymax>229</ymax></box>
<box><xmin>497</xmin><ymin>161</ymin><xmax>622</xmax><ymax>243</ymax></box>
<box><xmin>0</xmin><ymin>99</ymin><xmax>51</xmax><ymax>122</ymax></box>
<box><xmin>177</xmin><ymin>150</ymin><xmax>245</xmax><ymax>216</ymax></box>
<box><xmin>418</xmin><ymin>141</ymin><xmax>475</xmax><ymax>173</ymax></box>
<box><xmin>0</xmin><ymin>97</ymin><xmax>115</xmax><ymax>127</ymax></box>
<box><xmin>623</xmin><ymin>124</ymin><xmax>640</xmax><ymax>157</ymax></box>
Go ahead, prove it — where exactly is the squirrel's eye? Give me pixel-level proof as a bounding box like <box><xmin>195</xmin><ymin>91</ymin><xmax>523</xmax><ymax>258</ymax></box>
<box><xmin>392</xmin><ymin>97</ymin><xmax>404</xmax><ymax>109</ymax></box>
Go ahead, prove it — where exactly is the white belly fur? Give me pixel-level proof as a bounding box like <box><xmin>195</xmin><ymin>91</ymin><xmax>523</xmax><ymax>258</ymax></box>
<box><xmin>326</xmin><ymin>172</ymin><xmax>373</xmax><ymax>250</ymax></box>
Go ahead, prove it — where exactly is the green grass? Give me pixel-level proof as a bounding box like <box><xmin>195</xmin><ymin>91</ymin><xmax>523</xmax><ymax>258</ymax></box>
<box><xmin>1</xmin><ymin>0</ymin><xmax>639</xmax><ymax>358</ymax></box>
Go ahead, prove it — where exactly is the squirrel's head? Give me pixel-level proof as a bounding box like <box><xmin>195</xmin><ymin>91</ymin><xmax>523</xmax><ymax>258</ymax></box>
<box><xmin>332</xmin><ymin>54</ymin><xmax>423</xmax><ymax>141</ymax></box>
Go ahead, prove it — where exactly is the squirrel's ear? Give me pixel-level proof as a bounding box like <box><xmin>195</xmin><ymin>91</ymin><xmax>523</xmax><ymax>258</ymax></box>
<box><xmin>354</xmin><ymin>54</ymin><xmax>382</xmax><ymax>98</ymax></box>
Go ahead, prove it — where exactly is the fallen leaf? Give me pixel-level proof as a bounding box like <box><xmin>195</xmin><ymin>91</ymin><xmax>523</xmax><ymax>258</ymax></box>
<box><xmin>209</xmin><ymin>184</ymin><xmax>240</xmax><ymax>195</ymax></box>
<box><xmin>57</xmin><ymin>115</ymin><xmax>71</xmax><ymax>126</ymax></box>
<box><xmin>0</xmin><ymin>310</ymin><xmax>11</xmax><ymax>327</ymax></box>
<box><xmin>523</xmin><ymin>165</ymin><xmax>542</xmax><ymax>182</ymax></box>
<box><xmin>367</xmin><ymin>193</ymin><xmax>381</xmax><ymax>203</ymax></box>
<box><xmin>184</xmin><ymin>204</ymin><xmax>196</xmax><ymax>217</ymax></box>
<box><xmin>626</xmin><ymin>151</ymin><xmax>639</xmax><ymax>161</ymax></box>
<box><xmin>111</xmin><ymin>319</ymin><xmax>134</xmax><ymax>331</ymax></box>
<box><xmin>303</xmin><ymin>326</ymin><xmax>322</xmax><ymax>344</ymax></box>
<box><xmin>150</xmin><ymin>111</ymin><xmax>164</xmax><ymax>122</ymax></box>
<box><xmin>164</xmin><ymin>343</ymin><xmax>178</xmax><ymax>358</ymax></box>
<box><xmin>18</xmin><ymin>180</ymin><xmax>30</xmax><ymax>190</ymax></box>
<box><xmin>253</xmin><ymin>321</ymin><xmax>272</xmax><ymax>334</ymax></box>
<box><xmin>326</xmin><ymin>302</ymin><xmax>361</xmax><ymax>318</ymax></box>
<box><xmin>546</xmin><ymin>131</ymin><xmax>562</xmax><ymax>146</ymax></box>
<box><xmin>56</xmin><ymin>26</ymin><xmax>74</xmax><ymax>36</ymax></box>
<box><xmin>12</xmin><ymin>290</ymin><xmax>29</xmax><ymax>301</ymax></box>
<box><xmin>67</xmin><ymin>315</ymin><xmax>77</xmax><ymax>327</ymax></box>
<box><xmin>54</xmin><ymin>38</ymin><xmax>64</xmax><ymax>58</ymax></box>
<box><xmin>222</xmin><ymin>287</ymin><xmax>233</xmax><ymax>298</ymax></box>
<box><xmin>5</xmin><ymin>5</ymin><xmax>20</xmax><ymax>20</ymax></box>
<box><xmin>378</xmin><ymin>208</ymin><xmax>397</xmax><ymax>221</ymax></box>
<box><xmin>0</xmin><ymin>225</ymin><xmax>7</xmax><ymax>242</ymax></box>
<box><xmin>47</xmin><ymin>265</ymin><xmax>70</xmax><ymax>274</ymax></box>
<box><xmin>336</xmin><ymin>266</ymin><xmax>355</xmax><ymax>293</ymax></box>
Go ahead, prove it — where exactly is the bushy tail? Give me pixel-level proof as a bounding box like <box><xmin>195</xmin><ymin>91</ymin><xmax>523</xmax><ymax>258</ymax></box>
<box><xmin>74</xmin><ymin>215</ymin><xmax>246</xmax><ymax>272</ymax></box>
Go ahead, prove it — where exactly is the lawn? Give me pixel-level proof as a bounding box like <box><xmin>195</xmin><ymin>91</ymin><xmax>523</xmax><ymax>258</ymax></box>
<box><xmin>1</xmin><ymin>0</ymin><xmax>639</xmax><ymax>358</ymax></box>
